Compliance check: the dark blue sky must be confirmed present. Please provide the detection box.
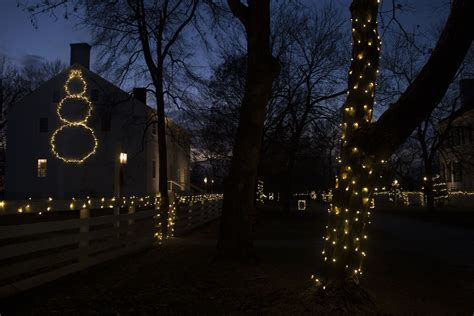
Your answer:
[0,1,90,68]
[1,0,449,76]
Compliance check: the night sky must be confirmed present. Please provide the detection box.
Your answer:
[1,0,449,79]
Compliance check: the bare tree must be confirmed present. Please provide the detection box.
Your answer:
[380,24,474,210]
[0,56,66,192]
[216,0,280,261]
[23,0,210,236]
[265,4,347,213]
[0,56,66,148]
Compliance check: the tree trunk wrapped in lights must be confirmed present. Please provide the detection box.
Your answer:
[317,0,381,286]
[316,0,473,289]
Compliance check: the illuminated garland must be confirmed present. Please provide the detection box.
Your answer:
[50,69,98,163]
[5,191,474,215]
[432,175,449,203]
[389,179,403,204]
[256,180,266,204]
[315,0,381,288]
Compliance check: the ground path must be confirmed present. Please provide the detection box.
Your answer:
[1,204,473,315]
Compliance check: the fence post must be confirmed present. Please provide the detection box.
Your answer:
[79,208,90,263]
[127,205,136,246]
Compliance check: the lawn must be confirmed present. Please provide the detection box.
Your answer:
[1,203,473,314]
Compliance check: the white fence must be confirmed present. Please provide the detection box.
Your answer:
[0,194,222,298]
[174,198,222,236]
[374,191,474,208]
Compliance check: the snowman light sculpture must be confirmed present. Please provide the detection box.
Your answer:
[50,69,98,164]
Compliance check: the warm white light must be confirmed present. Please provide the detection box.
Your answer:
[119,152,128,164]
[50,69,98,164]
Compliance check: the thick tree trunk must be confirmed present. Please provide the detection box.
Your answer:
[317,0,381,286]
[316,0,473,287]
[216,0,280,261]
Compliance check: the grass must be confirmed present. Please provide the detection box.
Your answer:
[1,203,473,314]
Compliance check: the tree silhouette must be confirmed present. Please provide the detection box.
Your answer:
[216,0,280,260]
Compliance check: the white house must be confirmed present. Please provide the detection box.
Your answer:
[5,43,190,199]
[439,79,474,191]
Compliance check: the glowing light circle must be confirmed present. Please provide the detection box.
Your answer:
[50,124,98,164]
[65,69,87,96]
[57,95,92,124]
[50,69,98,164]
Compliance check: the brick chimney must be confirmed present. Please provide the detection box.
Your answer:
[70,43,91,69]
[133,88,147,105]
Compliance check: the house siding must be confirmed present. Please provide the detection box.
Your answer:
[5,65,190,199]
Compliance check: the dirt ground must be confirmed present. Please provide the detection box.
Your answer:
[1,203,473,315]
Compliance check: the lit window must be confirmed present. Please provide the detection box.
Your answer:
[37,159,47,177]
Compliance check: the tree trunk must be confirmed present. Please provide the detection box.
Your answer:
[283,142,298,215]
[317,0,473,287]
[424,163,435,211]
[216,0,280,261]
[155,83,170,238]
[317,0,381,286]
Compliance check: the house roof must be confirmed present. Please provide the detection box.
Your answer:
[13,63,189,137]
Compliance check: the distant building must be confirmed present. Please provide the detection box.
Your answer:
[5,43,190,199]
[439,79,474,191]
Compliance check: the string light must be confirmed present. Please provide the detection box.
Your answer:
[50,69,98,164]
[315,0,381,288]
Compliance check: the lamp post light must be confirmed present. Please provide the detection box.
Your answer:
[119,153,127,197]
[119,152,128,165]
[204,176,208,192]
[113,152,127,230]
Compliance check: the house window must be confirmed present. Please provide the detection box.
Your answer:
[179,168,186,186]
[453,162,462,182]
[37,159,47,177]
[52,90,60,102]
[91,89,99,102]
[39,118,48,132]
[152,160,156,179]
[101,116,111,132]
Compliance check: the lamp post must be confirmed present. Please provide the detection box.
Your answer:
[113,152,127,231]
[204,176,208,193]
[119,152,127,197]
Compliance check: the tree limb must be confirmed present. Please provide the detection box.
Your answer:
[358,0,474,158]
[227,0,248,26]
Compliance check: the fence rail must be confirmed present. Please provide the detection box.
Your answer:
[0,194,222,298]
